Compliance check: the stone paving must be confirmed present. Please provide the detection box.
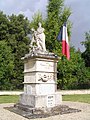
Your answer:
[0,101,90,120]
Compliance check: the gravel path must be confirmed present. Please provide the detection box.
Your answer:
[0,102,90,120]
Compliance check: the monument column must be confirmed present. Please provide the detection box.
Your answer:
[18,22,62,110]
[20,54,62,108]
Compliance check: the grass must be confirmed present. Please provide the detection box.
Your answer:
[0,95,19,104]
[0,94,90,104]
[63,94,90,104]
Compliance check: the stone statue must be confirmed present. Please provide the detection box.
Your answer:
[29,28,37,51]
[29,22,46,53]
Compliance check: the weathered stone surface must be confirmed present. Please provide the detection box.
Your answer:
[19,93,62,108]
[19,53,62,108]
[6,103,81,119]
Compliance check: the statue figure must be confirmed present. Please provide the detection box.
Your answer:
[36,22,46,52]
[29,22,46,53]
[29,28,37,51]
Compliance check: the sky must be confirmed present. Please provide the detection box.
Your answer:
[65,0,90,52]
[0,0,90,52]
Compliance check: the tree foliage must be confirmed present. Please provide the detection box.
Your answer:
[0,12,30,90]
[7,14,30,89]
[29,12,45,30]
[45,0,90,90]
[45,0,71,51]
[57,47,90,89]
[0,0,89,90]
[0,11,9,40]
[81,31,90,67]
[0,41,14,90]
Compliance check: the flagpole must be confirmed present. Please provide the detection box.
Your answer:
[61,55,65,89]
[57,22,70,89]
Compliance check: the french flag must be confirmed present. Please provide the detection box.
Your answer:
[57,23,70,60]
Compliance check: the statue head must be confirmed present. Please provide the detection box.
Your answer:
[37,22,44,34]
[38,22,42,28]
[31,28,35,32]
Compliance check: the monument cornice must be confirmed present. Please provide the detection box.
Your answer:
[23,71,58,74]
[21,53,60,62]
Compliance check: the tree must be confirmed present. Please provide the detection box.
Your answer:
[57,47,89,89]
[0,41,14,90]
[0,0,89,90]
[45,0,71,51]
[0,11,9,40]
[82,31,90,67]
[7,14,30,89]
[29,12,45,30]
[0,13,30,90]
[45,0,73,89]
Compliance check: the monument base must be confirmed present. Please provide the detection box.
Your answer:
[10,102,81,119]
[19,92,62,108]
[18,53,63,116]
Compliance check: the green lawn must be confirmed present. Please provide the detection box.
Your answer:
[0,94,90,104]
[63,94,90,104]
[0,95,19,104]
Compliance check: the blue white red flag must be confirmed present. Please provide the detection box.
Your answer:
[57,23,70,60]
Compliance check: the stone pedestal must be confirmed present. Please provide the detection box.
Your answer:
[19,53,62,109]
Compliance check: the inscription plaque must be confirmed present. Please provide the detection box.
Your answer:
[47,95,55,107]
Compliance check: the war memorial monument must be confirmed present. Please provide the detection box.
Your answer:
[9,23,80,119]
[20,22,62,108]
